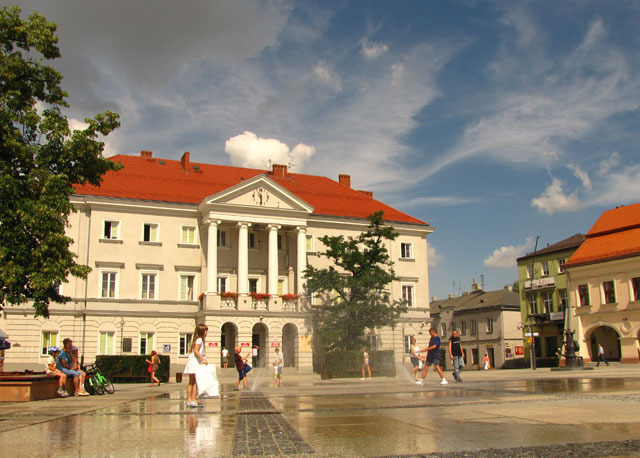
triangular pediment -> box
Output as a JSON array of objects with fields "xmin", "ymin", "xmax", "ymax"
[{"xmin": 202, "ymin": 174, "xmax": 314, "ymax": 213}]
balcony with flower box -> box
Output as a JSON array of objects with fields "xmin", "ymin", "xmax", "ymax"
[
  {"xmin": 250, "ymin": 292, "xmax": 270, "ymax": 310},
  {"xmin": 220, "ymin": 292, "xmax": 239, "ymax": 310},
  {"xmin": 281, "ymin": 294, "xmax": 300, "ymax": 312}
]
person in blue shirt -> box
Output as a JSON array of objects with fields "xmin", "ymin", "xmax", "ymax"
[
  {"xmin": 56, "ymin": 338, "xmax": 89, "ymax": 396},
  {"xmin": 417, "ymin": 328, "xmax": 448, "ymax": 386}
]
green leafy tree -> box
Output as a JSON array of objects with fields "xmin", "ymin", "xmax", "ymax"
[
  {"xmin": 304, "ymin": 211, "xmax": 407, "ymax": 352},
  {"xmin": 0, "ymin": 7, "xmax": 121, "ymax": 317}
]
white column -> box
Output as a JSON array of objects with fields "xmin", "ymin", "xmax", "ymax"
[
  {"xmin": 237, "ymin": 222, "xmax": 251, "ymax": 294},
  {"xmin": 268, "ymin": 224, "xmax": 280, "ymax": 296},
  {"xmin": 296, "ymin": 226, "xmax": 307, "ymax": 295},
  {"xmin": 206, "ymin": 220, "xmax": 221, "ymax": 293}
]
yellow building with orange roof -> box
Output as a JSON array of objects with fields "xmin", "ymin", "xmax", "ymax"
[{"xmin": 565, "ymin": 202, "xmax": 640, "ymax": 364}]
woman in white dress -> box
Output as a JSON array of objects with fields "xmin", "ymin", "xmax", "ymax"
[{"xmin": 183, "ymin": 324, "xmax": 219, "ymax": 408}]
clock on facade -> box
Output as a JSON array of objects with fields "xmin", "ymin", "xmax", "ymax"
[{"xmin": 252, "ymin": 187, "xmax": 270, "ymax": 206}]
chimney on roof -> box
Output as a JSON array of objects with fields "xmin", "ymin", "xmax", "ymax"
[
  {"xmin": 181, "ymin": 152, "xmax": 190, "ymax": 175},
  {"xmin": 339, "ymin": 174, "xmax": 351, "ymax": 188},
  {"xmin": 358, "ymin": 190, "xmax": 373, "ymax": 198},
  {"xmin": 272, "ymin": 164, "xmax": 287, "ymax": 178},
  {"xmin": 471, "ymin": 278, "xmax": 483, "ymax": 292},
  {"xmin": 141, "ymin": 150, "xmax": 153, "ymax": 159}
]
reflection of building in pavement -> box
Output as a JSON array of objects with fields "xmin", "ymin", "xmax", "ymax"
[
  {"xmin": 565, "ymin": 202, "xmax": 640, "ymax": 364},
  {"xmin": 429, "ymin": 280, "xmax": 521, "ymax": 369},
  {"xmin": 1, "ymin": 151, "xmax": 433, "ymax": 374}
]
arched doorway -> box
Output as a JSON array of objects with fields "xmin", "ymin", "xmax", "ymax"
[
  {"xmin": 252, "ymin": 323, "xmax": 268, "ymax": 367},
  {"xmin": 220, "ymin": 322, "xmax": 237, "ymax": 365},
  {"xmin": 588, "ymin": 325, "xmax": 621, "ymax": 361},
  {"xmin": 282, "ymin": 323, "xmax": 298, "ymax": 368}
]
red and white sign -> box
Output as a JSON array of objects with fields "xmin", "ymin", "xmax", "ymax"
[
  {"xmin": 515, "ymin": 346, "xmax": 524, "ymax": 356},
  {"xmin": 241, "ymin": 342, "xmax": 251, "ymax": 347},
  {"xmin": 271, "ymin": 342, "xmax": 281, "ymax": 347},
  {"xmin": 207, "ymin": 342, "xmax": 219, "ymax": 347}
]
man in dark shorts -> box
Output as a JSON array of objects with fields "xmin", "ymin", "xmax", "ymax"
[
  {"xmin": 449, "ymin": 329, "xmax": 465, "ymax": 382},
  {"xmin": 418, "ymin": 328, "xmax": 448, "ymax": 386}
]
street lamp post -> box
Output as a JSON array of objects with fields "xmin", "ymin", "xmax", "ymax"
[{"xmin": 529, "ymin": 236, "xmax": 541, "ymax": 371}]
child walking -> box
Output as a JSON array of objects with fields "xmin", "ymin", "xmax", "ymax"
[
  {"xmin": 183, "ymin": 324, "xmax": 219, "ymax": 407},
  {"xmin": 417, "ymin": 328, "xmax": 448, "ymax": 386},
  {"xmin": 361, "ymin": 347, "xmax": 372, "ymax": 380},
  {"xmin": 234, "ymin": 346, "xmax": 251, "ymax": 391}
]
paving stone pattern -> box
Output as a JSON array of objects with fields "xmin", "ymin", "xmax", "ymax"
[{"xmin": 232, "ymin": 391, "xmax": 315, "ymax": 456}]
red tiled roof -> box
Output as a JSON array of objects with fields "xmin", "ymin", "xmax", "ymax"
[
  {"xmin": 73, "ymin": 153, "xmax": 427, "ymax": 226},
  {"xmin": 565, "ymin": 203, "xmax": 640, "ymax": 267}
]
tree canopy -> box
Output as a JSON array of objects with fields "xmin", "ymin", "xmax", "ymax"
[
  {"xmin": 304, "ymin": 211, "xmax": 407, "ymax": 352},
  {"xmin": 0, "ymin": 6, "xmax": 121, "ymax": 317}
]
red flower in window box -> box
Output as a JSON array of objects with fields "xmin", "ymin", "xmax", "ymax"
[
  {"xmin": 249, "ymin": 292, "xmax": 271, "ymax": 301},
  {"xmin": 198, "ymin": 292, "xmax": 205, "ymax": 302},
  {"xmin": 280, "ymin": 294, "xmax": 300, "ymax": 301},
  {"xmin": 220, "ymin": 291, "xmax": 239, "ymax": 299}
]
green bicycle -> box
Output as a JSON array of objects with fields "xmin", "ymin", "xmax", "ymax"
[{"xmin": 83, "ymin": 362, "xmax": 115, "ymax": 395}]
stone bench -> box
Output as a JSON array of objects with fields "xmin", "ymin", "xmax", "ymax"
[{"xmin": 0, "ymin": 372, "xmax": 60, "ymax": 402}]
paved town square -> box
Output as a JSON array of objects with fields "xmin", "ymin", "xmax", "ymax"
[{"xmin": 1, "ymin": 365, "xmax": 640, "ymax": 457}]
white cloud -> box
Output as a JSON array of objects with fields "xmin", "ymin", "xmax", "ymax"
[
  {"xmin": 428, "ymin": 244, "xmax": 443, "ymax": 268},
  {"xmin": 598, "ymin": 152, "xmax": 620, "ymax": 176},
  {"xmin": 484, "ymin": 238, "xmax": 534, "ymax": 269},
  {"xmin": 360, "ymin": 37, "xmax": 389, "ymax": 59},
  {"xmin": 401, "ymin": 195, "xmax": 477, "ymax": 208},
  {"xmin": 568, "ymin": 162, "xmax": 592, "ymax": 191},
  {"xmin": 312, "ymin": 60, "xmax": 342, "ymax": 92},
  {"xmin": 531, "ymin": 177, "xmax": 583, "ymax": 215},
  {"xmin": 224, "ymin": 131, "xmax": 315, "ymax": 170}
]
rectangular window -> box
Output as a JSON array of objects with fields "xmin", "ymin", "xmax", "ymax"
[
  {"xmin": 528, "ymin": 293, "xmax": 537, "ymax": 314},
  {"xmin": 542, "ymin": 292, "xmax": 553, "ymax": 314},
  {"xmin": 181, "ymin": 226, "xmax": 196, "ymax": 244},
  {"xmin": 404, "ymin": 336, "xmax": 412, "ymax": 355},
  {"xmin": 179, "ymin": 333, "xmax": 193, "ymax": 356},
  {"xmin": 526, "ymin": 264, "xmax": 534, "ymax": 279},
  {"xmin": 217, "ymin": 230, "xmax": 227, "ymax": 247},
  {"xmin": 486, "ymin": 318, "xmax": 494, "ymax": 333},
  {"xmin": 277, "ymin": 234, "xmax": 283, "ymax": 250},
  {"xmin": 400, "ymin": 242, "xmax": 413, "ymax": 259},
  {"xmin": 541, "ymin": 261, "xmax": 550, "ymax": 276},
  {"xmin": 558, "ymin": 258, "xmax": 566, "ymax": 273},
  {"xmin": 471, "ymin": 348, "xmax": 478, "ymax": 365},
  {"xmin": 217, "ymin": 277, "xmax": 227, "ymax": 294},
  {"xmin": 632, "ymin": 277, "xmax": 640, "ymax": 301},
  {"xmin": 249, "ymin": 278, "xmax": 258, "ymax": 294},
  {"xmin": 103, "ymin": 220, "xmax": 120, "ymax": 240},
  {"xmin": 470, "ymin": 320, "xmax": 477, "ymax": 335},
  {"xmin": 180, "ymin": 275, "xmax": 195, "ymax": 301},
  {"xmin": 141, "ymin": 273, "xmax": 157, "ymax": 299},
  {"xmin": 306, "ymin": 235, "xmax": 314, "ymax": 252},
  {"xmin": 101, "ymin": 272, "xmax": 117, "ymax": 298},
  {"xmin": 402, "ymin": 285, "xmax": 414, "ymax": 307},
  {"xmin": 559, "ymin": 289, "xmax": 568, "ymax": 310},
  {"xmin": 603, "ymin": 280, "xmax": 616, "ymax": 304},
  {"xmin": 248, "ymin": 232, "xmax": 256, "ymax": 249},
  {"xmin": 365, "ymin": 335, "xmax": 377, "ymax": 351},
  {"xmin": 578, "ymin": 284, "xmax": 590, "ymax": 307},
  {"xmin": 140, "ymin": 333, "xmax": 154, "ymax": 355},
  {"xmin": 451, "ymin": 322, "xmax": 457, "ymax": 331},
  {"xmin": 278, "ymin": 279, "xmax": 286, "ymax": 296},
  {"xmin": 99, "ymin": 332, "xmax": 115, "ymax": 355},
  {"xmin": 143, "ymin": 223, "xmax": 158, "ymax": 242},
  {"xmin": 441, "ymin": 323, "xmax": 447, "ymax": 336},
  {"xmin": 461, "ymin": 321, "xmax": 467, "ymax": 336},
  {"xmin": 42, "ymin": 331, "xmax": 58, "ymax": 355}
]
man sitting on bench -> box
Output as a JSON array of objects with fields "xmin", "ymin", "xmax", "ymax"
[{"xmin": 56, "ymin": 338, "xmax": 90, "ymax": 396}]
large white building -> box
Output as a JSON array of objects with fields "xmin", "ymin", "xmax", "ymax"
[{"xmin": 1, "ymin": 151, "xmax": 433, "ymax": 374}]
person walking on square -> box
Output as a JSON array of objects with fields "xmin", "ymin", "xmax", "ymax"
[
  {"xmin": 449, "ymin": 330, "xmax": 465, "ymax": 382},
  {"xmin": 597, "ymin": 343, "xmax": 609, "ymax": 366},
  {"xmin": 482, "ymin": 353, "xmax": 490, "ymax": 370},
  {"xmin": 146, "ymin": 350, "xmax": 161, "ymax": 386},
  {"xmin": 183, "ymin": 324, "xmax": 219, "ymax": 407},
  {"xmin": 418, "ymin": 328, "xmax": 448, "ymax": 385},
  {"xmin": 221, "ymin": 346, "xmax": 229, "ymax": 368},
  {"xmin": 234, "ymin": 346, "xmax": 251, "ymax": 391},
  {"xmin": 409, "ymin": 337, "xmax": 422, "ymax": 382},
  {"xmin": 361, "ymin": 347, "xmax": 371, "ymax": 380},
  {"xmin": 273, "ymin": 347, "xmax": 283, "ymax": 386},
  {"xmin": 252, "ymin": 345, "xmax": 259, "ymax": 367}
]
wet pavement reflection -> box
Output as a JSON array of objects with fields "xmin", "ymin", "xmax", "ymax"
[{"xmin": 1, "ymin": 372, "xmax": 640, "ymax": 456}]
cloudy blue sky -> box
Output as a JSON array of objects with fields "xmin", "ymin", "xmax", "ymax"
[{"xmin": 14, "ymin": 0, "xmax": 640, "ymax": 300}]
